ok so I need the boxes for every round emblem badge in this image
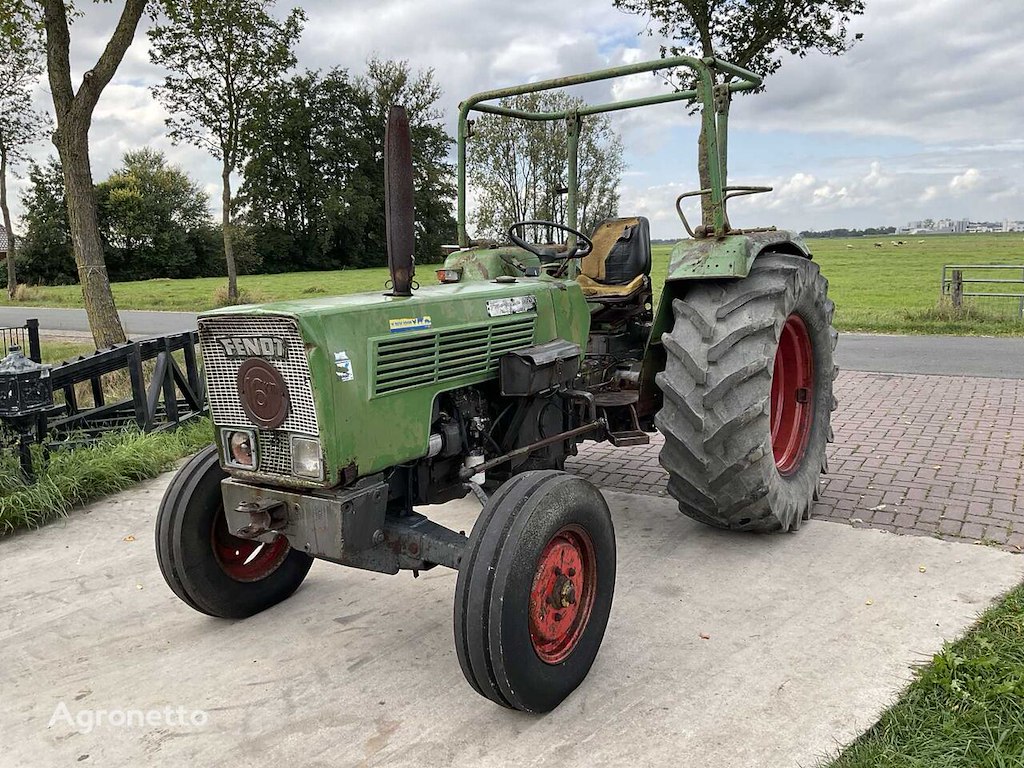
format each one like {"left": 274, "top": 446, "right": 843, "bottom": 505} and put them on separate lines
{"left": 237, "top": 359, "right": 290, "bottom": 429}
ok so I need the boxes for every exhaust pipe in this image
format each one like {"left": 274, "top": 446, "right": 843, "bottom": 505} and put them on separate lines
{"left": 384, "top": 104, "right": 415, "bottom": 297}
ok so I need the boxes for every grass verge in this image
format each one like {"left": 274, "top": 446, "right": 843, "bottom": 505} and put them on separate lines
{"left": 3, "top": 234, "right": 1022, "bottom": 335}
{"left": 825, "top": 581, "right": 1024, "bottom": 767}
{"left": 0, "top": 419, "right": 213, "bottom": 534}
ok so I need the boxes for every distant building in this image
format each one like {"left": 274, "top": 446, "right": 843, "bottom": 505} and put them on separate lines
{"left": 0, "top": 224, "right": 8, "bottom": 261}
{"left": 1004, "top": 220, "right": 1024, "bottom": 233}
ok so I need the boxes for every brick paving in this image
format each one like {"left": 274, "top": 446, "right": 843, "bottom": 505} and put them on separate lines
{"left": 567, "top": 371, "right": 1024, "bottom": 550}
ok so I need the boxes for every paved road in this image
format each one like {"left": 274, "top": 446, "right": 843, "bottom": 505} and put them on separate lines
{"left": 0, "top": 306, "right": 197, "bottom": 338}
{"left": 839, "top": 333, "right": 1024, "bottom": 379}
{"left": 3, "top": 305, "right": 1023, "bottom": 377}
{"left": 3, "top": 477, "right": 1022, "bottom": 768}
{"left": 571, "top": 370, "right": 1024, "bottom": 550}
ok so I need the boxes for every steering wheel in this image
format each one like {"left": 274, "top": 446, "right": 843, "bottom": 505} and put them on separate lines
{"left": 508, "top": 220, "right": 593, "bottom": 264}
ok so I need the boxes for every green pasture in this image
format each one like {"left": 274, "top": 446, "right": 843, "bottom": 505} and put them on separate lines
{"left": 3, "top": 233, "right": 1023, "bottom": 335}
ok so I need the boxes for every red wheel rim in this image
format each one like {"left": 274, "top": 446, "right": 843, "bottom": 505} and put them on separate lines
{"left": 528, "top": 525, "right": 597, "bottom": 664}
{"left": 771, "top": 314, "right": 815, "bottom": 475}
{"left": 211, "top": 511, "right": 290, "bottom": 582}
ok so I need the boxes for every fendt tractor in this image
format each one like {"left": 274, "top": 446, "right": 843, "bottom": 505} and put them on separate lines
{"left": 157, "top": 55, "right": 837, "bottom": 713}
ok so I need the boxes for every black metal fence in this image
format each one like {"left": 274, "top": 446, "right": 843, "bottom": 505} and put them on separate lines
{"left": 47, "top": 331, "right": 207, "bottom": 442}
{"left": 1, "top": 317, "right": 41, "bottom": 362}
{"left": 0, "top": 320, "right": 208, "bottom": 480}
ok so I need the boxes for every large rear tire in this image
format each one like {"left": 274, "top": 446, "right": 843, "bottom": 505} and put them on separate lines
{"left": 655, "top": 252, "right": 837, "bottom": 533}
{"left": 155, "top": 445, "right": 314, "bottom": 618}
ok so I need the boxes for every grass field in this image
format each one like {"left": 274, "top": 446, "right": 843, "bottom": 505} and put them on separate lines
{"left": 824, "top": 580, "right": 1024, "bottom": 767}
{"left": 3, "top": 234, "right": 1023, "bottom": 335}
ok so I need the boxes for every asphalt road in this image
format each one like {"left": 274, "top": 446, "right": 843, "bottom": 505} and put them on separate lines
{"left": 3, "top": 305, "right": 1023, "bottom": 378}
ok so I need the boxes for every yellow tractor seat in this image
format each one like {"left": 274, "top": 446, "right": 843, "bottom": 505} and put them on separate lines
{"left": 576, "top": 272, "right": 647, "bottom": 299}
{"left": 576, "top": 217, "right": 652, "bottom": 300}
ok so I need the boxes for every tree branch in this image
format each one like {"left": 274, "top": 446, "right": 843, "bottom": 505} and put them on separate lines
{"left": 72, "top": 0, "right": 148, "bottom": 120}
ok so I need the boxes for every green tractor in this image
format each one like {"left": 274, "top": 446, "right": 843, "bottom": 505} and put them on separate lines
{"left": 157, "top": 55, "right": 837, "bottom": 713}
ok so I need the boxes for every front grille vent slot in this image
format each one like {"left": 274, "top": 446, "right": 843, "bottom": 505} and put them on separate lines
{"left": 374, "top": 316, "right": 536, "bottom": 396}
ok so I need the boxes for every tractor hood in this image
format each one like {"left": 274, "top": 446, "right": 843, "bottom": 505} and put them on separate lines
{"left": 198, "top": 279, "right": 590, "bottom": 487}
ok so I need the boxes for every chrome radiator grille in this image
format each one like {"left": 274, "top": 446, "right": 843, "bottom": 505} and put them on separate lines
{"left": 373, "top": 315, "right": 536, "bottom": 396}
{"left": 198, "top": 314, "right": 320, "bottom": 477}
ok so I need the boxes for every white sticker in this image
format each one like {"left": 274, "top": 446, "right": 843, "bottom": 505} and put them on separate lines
{"left": 487, "top": 295, "right": 536, "bottom": 317}
{"left": 334, "top": 351, "right": 354, "bottom": 381}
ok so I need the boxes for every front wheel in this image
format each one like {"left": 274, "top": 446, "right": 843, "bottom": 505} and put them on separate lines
{"left": 454, "top": 471, "right": 616, "bottom": 712}
{"left": 155, "top": 445, "right": 313, "bottom": 618}
{"left": 655, "top": 252, "right": 837, "bottom": 532}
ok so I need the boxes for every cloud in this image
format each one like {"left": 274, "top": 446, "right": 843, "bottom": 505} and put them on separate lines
{"left": 5, "top": 0, "right": 1022, "bottom": 239}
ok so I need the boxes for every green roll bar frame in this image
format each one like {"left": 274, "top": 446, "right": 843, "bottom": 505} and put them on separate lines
{"left": 456, "top": 55, "right": 763, "bottom": 248}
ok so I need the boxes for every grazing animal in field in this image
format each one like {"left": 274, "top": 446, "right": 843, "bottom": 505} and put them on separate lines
{"left": 874, "top": 242, "right": 883, "bottom": 247}
{"left": 918, "top": 239, "right": 926, "bottom": 243}
{"left": 846, "top": 244, "right": 854, "bottom": 249}
{"left": 897, "top": 240, "right": 906, "bottom": 245}
{"left": 890, "top": 240, "right": 898, "bottom": 245}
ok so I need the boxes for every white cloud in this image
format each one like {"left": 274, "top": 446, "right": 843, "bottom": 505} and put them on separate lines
{"left": 5, "top": 0, "right": 1022, "bottom": 238}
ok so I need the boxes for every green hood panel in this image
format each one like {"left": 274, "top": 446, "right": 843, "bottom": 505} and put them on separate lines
{"left": 200, "top": 280, "right": 589, "bottom": 485}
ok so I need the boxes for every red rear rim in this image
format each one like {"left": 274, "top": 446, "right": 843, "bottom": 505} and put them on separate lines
{"left": 212, "top": 511, "right": 290, "bottom": 582}
{"left": 771, "top": 314, "right": 815, "bottom": 475}
{"left": 528, "top": 525, "right": 597, "bottom": 664}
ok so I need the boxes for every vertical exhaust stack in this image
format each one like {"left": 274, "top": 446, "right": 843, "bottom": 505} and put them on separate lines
{"left": 384, "top": 105, "right": 415, "bottom": 297}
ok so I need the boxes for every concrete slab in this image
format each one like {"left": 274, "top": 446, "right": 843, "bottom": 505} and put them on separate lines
{"left": 2, "top": 475, "right": 1021, "bottom": 768}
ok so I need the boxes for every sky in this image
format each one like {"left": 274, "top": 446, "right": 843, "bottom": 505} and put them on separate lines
{"left": 9, "top": 0, "right": 1024, "bottom": 240}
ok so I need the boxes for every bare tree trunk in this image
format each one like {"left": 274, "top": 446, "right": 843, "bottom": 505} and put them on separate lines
{"left": 39, "top": 0, "right": 143, "bottom": 347}
{"left": 1, "top": 147, "right": 17, "bottom": 300}
{"left": 54, "top": 127, "right": 126, "bottom": 347}
{"left": 221, "top": 160, "right": 238, "bottom": 302}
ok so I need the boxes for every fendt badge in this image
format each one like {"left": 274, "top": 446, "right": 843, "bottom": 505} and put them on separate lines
{"left": 218, "top": 336, "right": 288, "bottom": 360}
{"left": 236, "top": 358, "right": 290, "bottom": 429}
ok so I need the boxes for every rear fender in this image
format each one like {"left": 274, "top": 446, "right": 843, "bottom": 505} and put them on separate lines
{"left": 635, "top": 232, "right": 812, "bottom": 417}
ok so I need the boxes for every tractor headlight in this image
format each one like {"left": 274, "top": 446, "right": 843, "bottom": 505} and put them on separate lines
{"left": 223, "top": 428, "right": 257, "bottom": 469}
{"left": 291, "top": 436, "right": 323, "bottom": 479}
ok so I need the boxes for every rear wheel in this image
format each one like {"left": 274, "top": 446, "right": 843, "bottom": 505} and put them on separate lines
{"left": 155, "top": 445, "right": 314, "bottom": 618}
{"left": 655, "top": 252, "right": 837, "bottom": 532}
{"left": 454, "top": 471, "right": 615, "bottom": 712}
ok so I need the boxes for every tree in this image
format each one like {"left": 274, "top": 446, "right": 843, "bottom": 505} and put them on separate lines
{"left": 1, "top": 1, "right": 144, "bottom": 345}
{"left": 469, "top": 92, "right": 625, "bottom": 240}
{"left": 0, "top": 12, "right": 47, "bottom": 299}
{"left": 613, "top": 0, "right": 865, "bottom": 227}
{"left": 96, "top": 147, "right": 211, "bottom": 280}
{"left": 348, "top": 58, "right": 456, "bottom": 267}
{"left": 241, "top": 59, "right": 457, "bottom": 271}
{"left": 149, "top": 0, "right": 305, "bottom": 302}
{"left": 17, "top": 157, "right": 76, "bottom": 285}
{"left": 240, "top": 68, "right": 362, "bottom": 272}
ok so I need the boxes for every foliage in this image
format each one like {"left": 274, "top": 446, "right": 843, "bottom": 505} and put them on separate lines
{"left": 96, "top": 148, "right": 215, "bottom": 280}
{"left": 148, "top": 0, "right": 306, "bottom": 301}
{"left": 825, "top": 581, "right": 1024, "bottom": 767}
{"left": 614, "top": 0, "right": 866, "bottom": 89}
{"left": 0, "top": 5, "right": 48, "bottom": 296}
{"left": 469, "top": 92, "right": 624, "bottom": 240}
{"left": 241, "top": 59, "right": 457, "bottom": 271}
{"left": 0, "top": 419, "right": 213, "bottom": 533}
{"left": 613, "top": 0, "right": 865, "bottom": 226}
{"left": 17, "top": 153, "right": 224, "bottom": 284}
{"left": 17, "top": 158, "right": 76, "bottom": 284}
